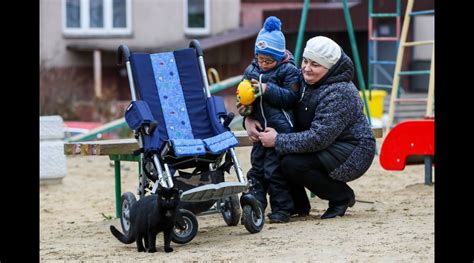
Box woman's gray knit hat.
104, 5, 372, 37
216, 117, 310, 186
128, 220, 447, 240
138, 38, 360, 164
303, 36, 342, 69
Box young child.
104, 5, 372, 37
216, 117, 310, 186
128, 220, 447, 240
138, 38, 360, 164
237, 16, 301, 223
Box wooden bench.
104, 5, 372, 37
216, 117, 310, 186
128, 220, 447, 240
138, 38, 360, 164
64, 128, 383, 217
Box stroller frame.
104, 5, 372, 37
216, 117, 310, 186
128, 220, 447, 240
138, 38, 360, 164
119, 40, 246, 197
116, 40, 264, 242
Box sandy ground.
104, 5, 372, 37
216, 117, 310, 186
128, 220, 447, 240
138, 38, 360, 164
40, 140, 434, 262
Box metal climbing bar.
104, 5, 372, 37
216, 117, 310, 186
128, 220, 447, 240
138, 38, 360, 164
399, 70, 431, 76
370, 60, 396, 65
370, 13, 398, 18
368, 0, 401, 99
386, 0, 435, 131
426, 47, 435, 117
370, 36, 399, 41
410, 10, 435, 16
342, 0, 372, 126
209, 75, 242, 94
403, 40, 434, 47
370, 84, 393, 89
294, 0, 310, 66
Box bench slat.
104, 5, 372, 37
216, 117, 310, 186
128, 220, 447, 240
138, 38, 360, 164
64, 128, 383, 156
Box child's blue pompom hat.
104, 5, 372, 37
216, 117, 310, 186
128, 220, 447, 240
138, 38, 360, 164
255, 16, 286, 62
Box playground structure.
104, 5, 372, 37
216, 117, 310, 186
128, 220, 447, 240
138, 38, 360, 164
386, 0, 434, 131
368, 0, 401, 93
379, 0, 435, 184
379, 119, 434, 185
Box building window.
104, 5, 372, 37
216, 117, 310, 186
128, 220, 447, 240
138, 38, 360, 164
63, 0, 132, 37
89, 0, 104, 28
113, 0, 127, 28
184, 0, 210, 36
66, 0, 81, 28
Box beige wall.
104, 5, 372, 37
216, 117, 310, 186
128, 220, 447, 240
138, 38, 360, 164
40, 0, 240, 68
413, 15, 434, 61
211, 0, 240, 35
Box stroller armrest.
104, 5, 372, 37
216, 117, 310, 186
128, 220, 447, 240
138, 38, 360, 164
125, 100, 157, 135
207, 96, 233, 133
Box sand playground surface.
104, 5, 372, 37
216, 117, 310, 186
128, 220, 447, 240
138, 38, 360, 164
40, 139, 434, 262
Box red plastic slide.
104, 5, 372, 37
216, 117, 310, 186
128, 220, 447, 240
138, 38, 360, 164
380, 119, 434, 171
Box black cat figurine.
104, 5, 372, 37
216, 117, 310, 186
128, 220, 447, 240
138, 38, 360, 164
110, 187, 181, 253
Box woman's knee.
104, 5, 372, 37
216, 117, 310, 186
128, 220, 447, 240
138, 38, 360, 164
281, 155, 298, 176
281, 154, 314, 171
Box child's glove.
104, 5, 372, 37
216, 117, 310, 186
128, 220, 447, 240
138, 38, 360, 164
236, 102, 253, 116
250, 79, 267, 98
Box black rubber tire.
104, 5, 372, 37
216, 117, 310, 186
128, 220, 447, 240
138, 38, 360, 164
221, 195, 241, 226
120, 192, 137, 236
171, 209, 198, 244
242, 204, 264, 234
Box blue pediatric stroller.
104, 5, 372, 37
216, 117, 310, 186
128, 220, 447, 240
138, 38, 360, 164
116, 40, 264, 244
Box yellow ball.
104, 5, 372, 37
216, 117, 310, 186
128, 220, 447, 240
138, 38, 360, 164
236, 79, 255, 106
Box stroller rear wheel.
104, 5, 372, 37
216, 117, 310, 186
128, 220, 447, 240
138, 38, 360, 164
220, 194, 241, 226
120, 192, 136, 236
242, 204, 264, 234
172, 209, 198, 244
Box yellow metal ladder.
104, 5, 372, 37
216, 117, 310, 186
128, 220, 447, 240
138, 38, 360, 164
386, 0, 434, 132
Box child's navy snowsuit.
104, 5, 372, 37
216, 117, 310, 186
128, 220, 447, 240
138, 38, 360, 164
243, 51, 300, 215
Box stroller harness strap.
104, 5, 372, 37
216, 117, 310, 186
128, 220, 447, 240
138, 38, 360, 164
203, 131, 238, 154
171, 138, 206, 156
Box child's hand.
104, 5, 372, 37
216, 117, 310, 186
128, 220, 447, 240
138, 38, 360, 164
250, 79, 267, 97
236, 102, 253, 116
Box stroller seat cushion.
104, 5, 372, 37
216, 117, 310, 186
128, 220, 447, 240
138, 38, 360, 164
171, 138, 206, 157
203, 131, 239, 154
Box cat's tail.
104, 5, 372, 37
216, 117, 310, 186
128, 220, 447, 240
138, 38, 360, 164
110, 225, 135, 244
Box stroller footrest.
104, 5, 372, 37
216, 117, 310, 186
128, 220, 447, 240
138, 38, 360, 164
180, 182, 247, 202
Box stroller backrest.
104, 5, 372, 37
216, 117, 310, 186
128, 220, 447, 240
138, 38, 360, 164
129, 48, 215, 144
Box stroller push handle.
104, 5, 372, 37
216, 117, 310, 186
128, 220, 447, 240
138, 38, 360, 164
117, 45, 130, 66
190, 39, 211, 98
189, 39, 203, 57
117, 44, 137, 101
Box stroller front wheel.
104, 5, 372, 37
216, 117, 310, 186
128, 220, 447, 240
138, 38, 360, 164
172, 209, 198, 244
242, 204, 264, 234
221, 194, 241, 226
120, 192, 136, 236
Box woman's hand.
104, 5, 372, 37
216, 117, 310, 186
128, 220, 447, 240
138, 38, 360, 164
244, 116, 262, 143
259, 127, 277, 147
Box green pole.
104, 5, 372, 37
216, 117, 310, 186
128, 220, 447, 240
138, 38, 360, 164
368, 0, 373, 98
342, 0, 372, 126
294, 0, 310, 66
114, 160, 122, 218
209, 75, 242, 94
